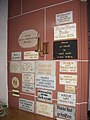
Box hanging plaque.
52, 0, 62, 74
18, 29, 38, 48
53, 40, 77, 59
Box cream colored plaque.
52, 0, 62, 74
12, 77, 19, 88
24, 51, 39, 60
59, 74, 77, 86
21, 61, 35, 73
57, 92, 76, 107
60, 61, 77, 73
56, 11, 73, 25
10, 61, 21, 73
18, 29, 38, 48
11, 52, 21, 60
65, 85, 75, 93
22, 73, 34, 83
19, 98, 34, 113
36, 61, 56, 76
36, 102, 53, 118
54, 23, 76, 40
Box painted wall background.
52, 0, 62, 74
88, 0, 90, 111
88, 0, 90, 31
8, 0, 88, 120
0, 0, 8, 103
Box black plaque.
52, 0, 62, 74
53, 40, 77, 59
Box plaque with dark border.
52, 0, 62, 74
53, 40, 77, 59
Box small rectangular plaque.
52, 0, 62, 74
59, 74, 77, 86
11, 52, 21, 60
19, 98, 34, 113
56, 11, 73, 25
37, 89, 52, 102
60, 61, 77, 73
53, 40, 77, 59
22, 83, 34, 94
55, 104, 75, 120
24, 51, 39, 60
65, 85, 75, 93
57, 92, 76, 107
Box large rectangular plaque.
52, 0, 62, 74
53, 40, 77, 59
35, 75, 56, 90
35, 61, 56, 76
54, 23, 76, 40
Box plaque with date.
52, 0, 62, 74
53, 40, 77, 59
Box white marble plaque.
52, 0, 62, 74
56, 11, 73, 25
57, 92, 76, 107
21, 61, 35, 73
54, 23, 76, 40
60, 61, 77, 73
10, 61, 21, 73
37, 89, 52, 102
59, 74, 77, 86
36, 61, 56, 76
11, 52, 21, 60
19, 98, 34, 113
35, 75, 56, 90
22, 83, 34, 94
22, 73, 34, 83
24, 51, 39, 60
36, 102, 53, 118
55, 104, 75, 120
18, 29, 38, 48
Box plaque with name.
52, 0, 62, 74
55, 104, 75, 120
53, 40, 77, 59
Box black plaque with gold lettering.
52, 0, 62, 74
53, 40, 77, 59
